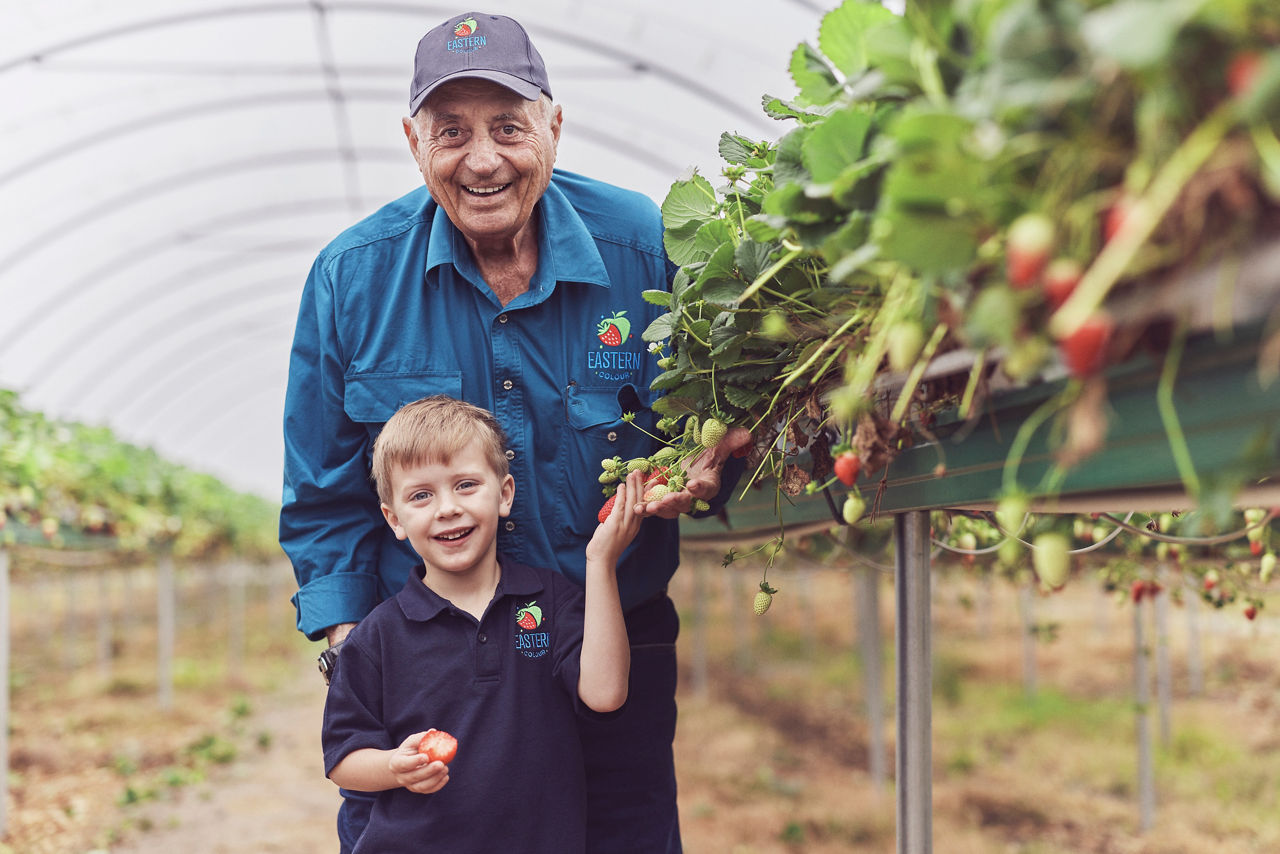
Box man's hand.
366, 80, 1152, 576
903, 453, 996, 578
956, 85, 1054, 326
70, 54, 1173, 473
636, 427, 752, 519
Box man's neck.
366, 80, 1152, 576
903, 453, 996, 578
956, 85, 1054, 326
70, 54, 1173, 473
466, 223, 539, 307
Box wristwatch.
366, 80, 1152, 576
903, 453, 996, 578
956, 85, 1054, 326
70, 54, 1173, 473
318, 640, 345, 685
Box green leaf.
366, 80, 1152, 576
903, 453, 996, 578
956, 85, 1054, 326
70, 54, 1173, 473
718, 132, 756, 165
876, 206, 979, 275
661, 175, 718, 230
693, 242, 736, 291
642, 313, 677, 343
803, 107, 874, 183
789, 43, 839, 105
817, 0, 898, 79
723, 385, 768, 410
650, 369, 687, 391
744, 216, 783, 243
663, 218, 705, 267
703, 278, 748, 306
1080, 0, 1202, 71
641, 289, 671, 307
734, 239, 775, 283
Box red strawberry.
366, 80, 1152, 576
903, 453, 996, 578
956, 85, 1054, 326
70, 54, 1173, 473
1250, 539, 1264, 556
1057, 312, 1113, 378
598, 324, 622, 346
1006, 213, 1055, 288
833, 451, 861, 486
1227, 50, 1263, 98
598, 494, 617, 524
1131, 579, 1146, 603
1244, 603, 1258, 621
417, 729, 458, 764
1103, 195, 1137, 244
1042, 258, 1082, 309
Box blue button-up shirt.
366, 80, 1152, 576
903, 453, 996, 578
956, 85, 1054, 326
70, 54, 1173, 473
282, 170, 697, 640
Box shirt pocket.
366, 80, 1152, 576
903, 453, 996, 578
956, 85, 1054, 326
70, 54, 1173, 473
343, 371, 464, 426
558, 382, 659, 538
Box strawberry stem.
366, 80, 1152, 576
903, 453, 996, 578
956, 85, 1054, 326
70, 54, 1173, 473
1156, 319, 1201, 501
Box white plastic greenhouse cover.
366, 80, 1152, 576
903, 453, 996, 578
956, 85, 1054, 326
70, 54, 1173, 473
0, 1, 835, 498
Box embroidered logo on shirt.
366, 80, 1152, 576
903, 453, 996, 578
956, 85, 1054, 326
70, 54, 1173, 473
515, 600, 550, 658
448, 17, 484, 51
515, 601, 542, 630
595, 312, 630, 347
589, 311, 642, 381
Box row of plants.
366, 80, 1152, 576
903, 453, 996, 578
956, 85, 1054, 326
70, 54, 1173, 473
600, 0, 1280, 557
0, 388, 280, 560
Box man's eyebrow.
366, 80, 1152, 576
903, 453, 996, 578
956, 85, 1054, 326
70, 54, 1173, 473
429, 110, 523, 125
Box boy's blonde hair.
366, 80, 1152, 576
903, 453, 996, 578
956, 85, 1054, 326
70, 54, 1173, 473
371, 396, 510, 504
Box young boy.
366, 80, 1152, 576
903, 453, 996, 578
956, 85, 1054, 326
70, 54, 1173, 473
321, 396, 644, 853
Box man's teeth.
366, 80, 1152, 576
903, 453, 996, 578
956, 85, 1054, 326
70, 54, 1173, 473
466, 184, 507, 195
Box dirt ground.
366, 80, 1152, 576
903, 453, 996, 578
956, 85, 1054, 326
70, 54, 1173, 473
7, 553, 1279, 853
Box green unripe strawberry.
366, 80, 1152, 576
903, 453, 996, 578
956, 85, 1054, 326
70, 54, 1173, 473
1261, 552, 1276, 584
626, 458, 651, 473
996, 493, 1029, 536
886, 322, 925, 373
691, 498, 711, 513
842, 493, 866, 525
598, 470, 619, 484
1033, 532, 1070, 589
753, 581, 778, 616
601, 458, 619, 471
701, 418, 727, 449
644, 483, 670, 503
652, 445, 682, 464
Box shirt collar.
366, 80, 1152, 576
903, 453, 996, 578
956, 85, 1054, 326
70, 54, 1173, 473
397, 556, 547, 623
423, 173, 612, 293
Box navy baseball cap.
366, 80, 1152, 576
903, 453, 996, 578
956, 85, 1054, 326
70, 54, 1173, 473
409, 12, 552, 115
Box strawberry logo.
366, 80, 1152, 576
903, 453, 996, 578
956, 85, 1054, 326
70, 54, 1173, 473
515, 601, 543, 630
453, 17, 477, 37
596, 312, 631, 347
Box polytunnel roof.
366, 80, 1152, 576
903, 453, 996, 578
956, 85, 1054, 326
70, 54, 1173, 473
0, 1, 830, 498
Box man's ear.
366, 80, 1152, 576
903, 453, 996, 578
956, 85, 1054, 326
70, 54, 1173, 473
403, 116, 420, 160
381, 502, 407, 540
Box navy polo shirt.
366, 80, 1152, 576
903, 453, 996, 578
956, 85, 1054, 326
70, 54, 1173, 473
322, 557, 599, 853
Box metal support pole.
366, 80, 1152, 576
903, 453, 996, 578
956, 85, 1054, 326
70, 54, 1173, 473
895, 511, 932, 854
157, 549, 175, 711
0, 547, 10, 837
851, 528, 886, 789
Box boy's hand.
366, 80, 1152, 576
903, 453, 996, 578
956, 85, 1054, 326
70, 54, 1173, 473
390, 731, 450, 794
639, 426, 752, 519
587, 469, 644, 565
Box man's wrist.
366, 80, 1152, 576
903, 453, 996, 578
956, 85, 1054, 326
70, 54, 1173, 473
326, 622, 358, 647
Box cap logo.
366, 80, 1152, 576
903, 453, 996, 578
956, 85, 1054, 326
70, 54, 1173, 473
448, 17, 485, 52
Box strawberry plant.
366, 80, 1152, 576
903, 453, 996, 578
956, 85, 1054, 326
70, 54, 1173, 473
630, 0, 1280, 533
0, 387, 279, 559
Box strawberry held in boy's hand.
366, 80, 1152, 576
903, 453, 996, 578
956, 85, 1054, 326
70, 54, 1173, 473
417, 729, 458, 764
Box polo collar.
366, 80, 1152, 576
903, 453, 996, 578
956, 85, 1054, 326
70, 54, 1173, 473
423, 173, 611, 291
397, 556, 546, 623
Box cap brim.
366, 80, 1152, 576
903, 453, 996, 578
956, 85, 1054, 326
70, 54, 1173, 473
410, 70, 543, 115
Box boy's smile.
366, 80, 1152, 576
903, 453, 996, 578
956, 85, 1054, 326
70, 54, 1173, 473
380, 438, 515, 587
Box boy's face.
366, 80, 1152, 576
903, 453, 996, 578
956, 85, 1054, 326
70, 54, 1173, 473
380, 438, 515, 581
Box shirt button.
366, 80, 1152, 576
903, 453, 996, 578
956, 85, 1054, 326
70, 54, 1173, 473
498, 314, 509, 324
478, 633, 488, 644
502, 379, 514, 391
607, 431, 618, 442
505, 449, 516, 461
505, 520, 516, 532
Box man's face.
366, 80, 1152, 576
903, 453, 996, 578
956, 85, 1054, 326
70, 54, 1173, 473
404, 79, 561, 248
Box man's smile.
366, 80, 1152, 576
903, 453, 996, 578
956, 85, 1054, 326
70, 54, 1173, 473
465, 183, 510, 196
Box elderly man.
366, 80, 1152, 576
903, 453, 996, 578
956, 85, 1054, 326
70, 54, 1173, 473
281, 11, 748, 853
